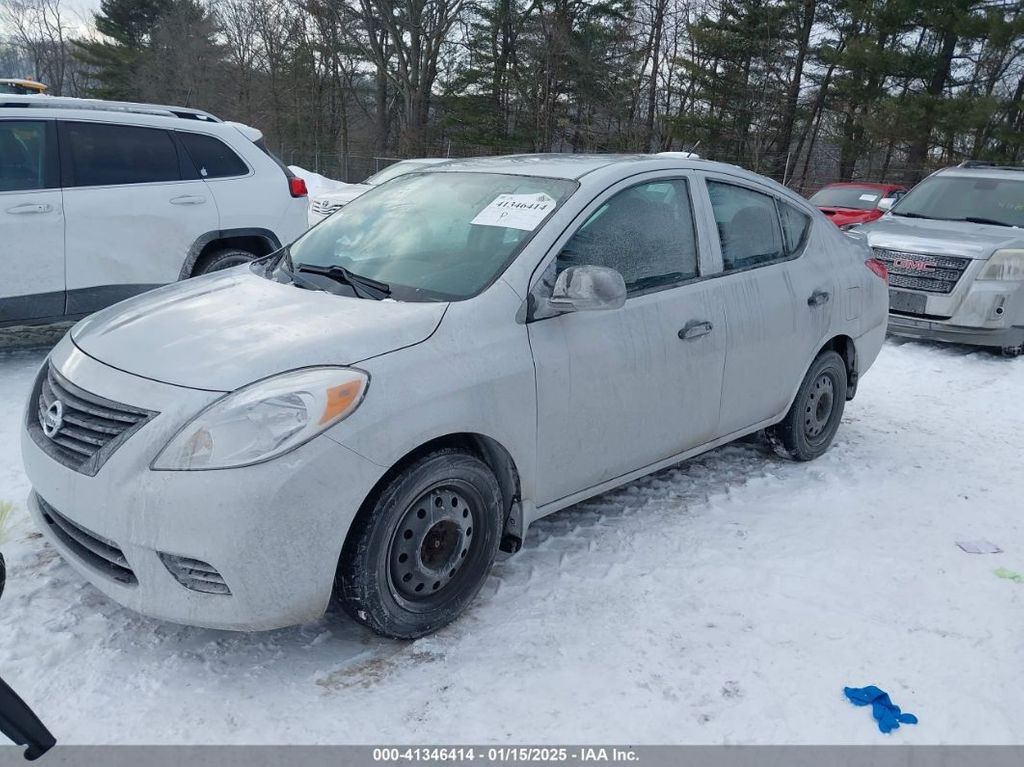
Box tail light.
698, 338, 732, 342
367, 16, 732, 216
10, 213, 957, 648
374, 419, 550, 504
866, 257, 888, 283
289, 177, 308, 198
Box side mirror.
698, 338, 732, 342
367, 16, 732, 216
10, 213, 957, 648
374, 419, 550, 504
549, 265, 627, 313
877, 197, 894, 212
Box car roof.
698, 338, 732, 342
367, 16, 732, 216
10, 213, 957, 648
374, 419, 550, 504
397, 158, 452, 166
819, 181, 904, 191
934, 165, 1024, 182
420, 153, 735, 180
0, 93, 220, 123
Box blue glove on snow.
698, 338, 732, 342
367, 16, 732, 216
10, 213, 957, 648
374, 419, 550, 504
844, 685, 919, 733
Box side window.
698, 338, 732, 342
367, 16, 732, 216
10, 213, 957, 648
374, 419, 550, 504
779, 201, 811, 256
65, 122, 180, 187
557, 179, 699, 294
707, 181, 785, 272
0, 121, 51, 192
178, 132, 248, 178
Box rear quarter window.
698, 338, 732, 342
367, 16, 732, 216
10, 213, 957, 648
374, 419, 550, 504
779, 201, 811, 256
178, 132, 249, 178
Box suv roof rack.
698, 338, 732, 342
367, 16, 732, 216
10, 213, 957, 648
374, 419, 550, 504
0, 94, 221, 122
958, 160, 1023, 171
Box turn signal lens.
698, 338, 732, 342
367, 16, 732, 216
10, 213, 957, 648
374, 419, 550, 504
321, 380, 365, 424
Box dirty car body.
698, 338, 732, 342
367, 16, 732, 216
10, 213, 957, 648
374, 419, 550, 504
22, 154, 888, 636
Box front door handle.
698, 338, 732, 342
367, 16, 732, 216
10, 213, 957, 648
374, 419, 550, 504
678, 319, 714, 340
808, 290, 831, 307
5, 203, 52, 215
169, 195, 206, 205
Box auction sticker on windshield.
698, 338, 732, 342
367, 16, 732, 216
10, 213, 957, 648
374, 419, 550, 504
472, 193, 557, 230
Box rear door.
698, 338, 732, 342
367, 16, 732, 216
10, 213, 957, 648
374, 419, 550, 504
695, 173, 833, 435
528, 174, 728, 506
0, 118, 64, 323
58, 120, 219, 315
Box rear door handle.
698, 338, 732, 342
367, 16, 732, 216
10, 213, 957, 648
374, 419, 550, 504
678, 319, 714, 340
6, 203, 52, 215
808, 290, 831, 307
169, 195, 206, 205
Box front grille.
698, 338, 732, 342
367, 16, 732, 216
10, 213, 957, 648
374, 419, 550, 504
871, 247, 972, 294
38, 496, 137, 585
311, 199, 343, 216
160, 554, 231, 595
30, 364, 156, 476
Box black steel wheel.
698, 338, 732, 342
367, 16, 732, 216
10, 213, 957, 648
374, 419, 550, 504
337, 448, 503, 639
767, 350, 848, 461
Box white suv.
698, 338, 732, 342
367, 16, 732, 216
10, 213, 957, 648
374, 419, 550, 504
1, 95, 308, 326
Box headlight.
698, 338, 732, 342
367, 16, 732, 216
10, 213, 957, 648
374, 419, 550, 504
977, 249, 1024, 281
152, 367, 368, 470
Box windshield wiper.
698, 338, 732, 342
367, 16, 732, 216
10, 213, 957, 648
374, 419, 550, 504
892, 211, 936, 220
296, 263, 391, 300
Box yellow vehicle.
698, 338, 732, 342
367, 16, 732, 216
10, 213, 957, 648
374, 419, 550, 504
0, 79, 48, 95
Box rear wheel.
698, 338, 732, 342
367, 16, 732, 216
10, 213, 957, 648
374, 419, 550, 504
767, 350, 848, 461
194, 248, 256, 275
336, 449, 503, 639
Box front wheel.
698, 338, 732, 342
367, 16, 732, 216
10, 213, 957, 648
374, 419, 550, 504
767, 350, 848, 461
194, 248, 256, 275
336, 449, 503, 639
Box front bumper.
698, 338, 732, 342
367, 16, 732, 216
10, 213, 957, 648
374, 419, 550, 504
887, 264, 1024, 350
887, 314, 1024, 349
22, 337, 385, 631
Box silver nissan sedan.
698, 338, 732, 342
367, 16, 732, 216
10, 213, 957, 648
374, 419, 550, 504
22, 154, 889, 638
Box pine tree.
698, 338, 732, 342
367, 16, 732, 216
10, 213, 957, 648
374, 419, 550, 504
74, 0, 175, 100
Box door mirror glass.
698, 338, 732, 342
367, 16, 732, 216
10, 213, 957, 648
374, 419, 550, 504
877, 197, 894, 212
549, 265, 626, 312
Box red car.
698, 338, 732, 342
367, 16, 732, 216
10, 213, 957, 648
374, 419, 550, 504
809, 182, 907, 227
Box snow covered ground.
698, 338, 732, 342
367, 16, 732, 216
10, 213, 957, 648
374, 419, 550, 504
0, 336, 1021, 744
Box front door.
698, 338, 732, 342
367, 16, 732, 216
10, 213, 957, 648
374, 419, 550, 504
528, 176, 728, 507
0, 119, 64, 323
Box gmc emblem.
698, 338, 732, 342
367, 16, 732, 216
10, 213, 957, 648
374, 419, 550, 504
892, 257, 933, 272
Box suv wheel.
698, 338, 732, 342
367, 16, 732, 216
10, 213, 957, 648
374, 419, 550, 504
337, 448, 503, 639
195, 248, 256, 275
767, 350, 848, 461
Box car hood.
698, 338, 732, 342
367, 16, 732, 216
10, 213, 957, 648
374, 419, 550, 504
70, 269, 447, 391
859, 215, 1024, 259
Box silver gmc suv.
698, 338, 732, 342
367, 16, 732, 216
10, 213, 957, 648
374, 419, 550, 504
858, 162, 1024, 356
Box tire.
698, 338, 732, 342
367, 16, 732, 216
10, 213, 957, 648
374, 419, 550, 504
336, 448, 503, 639
194, 248, 256, 275
766, 350, 848, 462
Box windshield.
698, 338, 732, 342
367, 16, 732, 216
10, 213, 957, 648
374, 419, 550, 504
287, 171, 577, 300
892, 174, 1024, 228
365, 160, 437, 186
809, 185, 889, 210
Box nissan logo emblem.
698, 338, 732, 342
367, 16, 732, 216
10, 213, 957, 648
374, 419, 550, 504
42, 400, 64, 439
